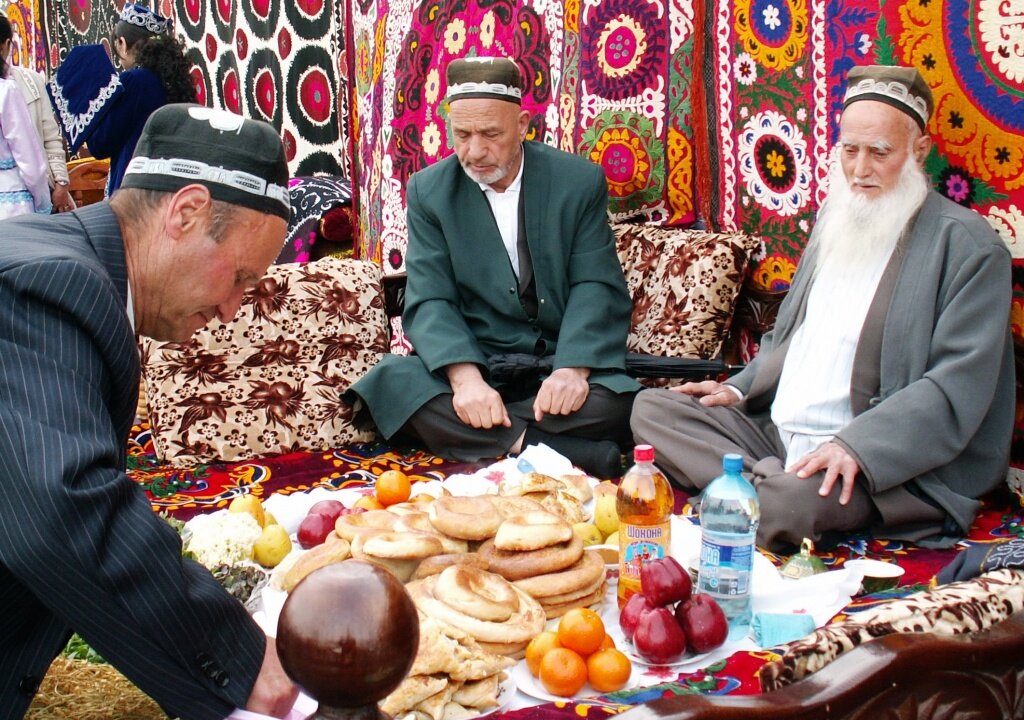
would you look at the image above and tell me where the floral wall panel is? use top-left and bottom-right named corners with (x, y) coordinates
top-left (173, 0), bottom-right (351, 177)
top-left (4, 0), bottom-right (47, 72)
top-left (350, 0), bottom-right (698, 268)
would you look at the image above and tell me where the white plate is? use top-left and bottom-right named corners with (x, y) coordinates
top-left (475, 674), bottom-right (516, 718)
top-left (511, 660), bottom-right (638, 704)
top-left (620, 641), bottom-right (713, 668)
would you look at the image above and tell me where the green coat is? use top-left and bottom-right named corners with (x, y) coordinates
top-left (352, 142), bottom-right (640, 437)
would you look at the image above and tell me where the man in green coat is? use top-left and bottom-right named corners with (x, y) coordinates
top-left (351, 57), bottom-right (640, 478)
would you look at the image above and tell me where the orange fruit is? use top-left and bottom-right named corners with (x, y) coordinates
top-left (525, 631), bottom-right (562, 677)
top-left (538, 647), bottom-right (588, 697)
top-left (600, 633), bottom-right (616, 650)
top-left (375, 470), bottom-right (411, 506)
top-left (586, 648), bottom-right (631, 693)
top-left (557, 607), bottom-right (606, 657)
top-left (353, 494), bottom-right (384, 511)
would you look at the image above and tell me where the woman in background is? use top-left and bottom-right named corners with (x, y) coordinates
top-left (0, 16), bottom-right (73, 213)
top-left (49, 3), bottom-right (196, 194)
top-left (0, 19), bottom-right (50, 219)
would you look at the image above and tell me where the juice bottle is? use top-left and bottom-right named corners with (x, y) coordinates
top-left (616, 444), bottom-right (673, 609)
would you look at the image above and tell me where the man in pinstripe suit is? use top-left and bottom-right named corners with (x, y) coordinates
top-left (0, 105), bottom-right (298, 718)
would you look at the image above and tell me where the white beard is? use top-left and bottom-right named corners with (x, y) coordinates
top-left (460, 146), bottom-right (522, 187)
top-left (813, 153), bottom-right (929, 274)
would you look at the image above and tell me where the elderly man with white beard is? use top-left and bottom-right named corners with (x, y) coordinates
top-left (630, 65), bottom-right (1014, 552)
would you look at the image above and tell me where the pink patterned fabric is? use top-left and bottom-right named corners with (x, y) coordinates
top-left (349, 0), bottom-right (698, 271)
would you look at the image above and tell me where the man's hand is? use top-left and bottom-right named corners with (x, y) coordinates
top-left (788, 442), bottom-right (861, 505)
top-left (245, 635), bottom-right (299, 718)
top-left (447, 363), bottom-right (511, 429)
top-left (533, 367), bottom-right (590, 421)
top-left (52, 183), bottom-right (76, 213)
top-left (671, 380), bottom-right (741, 407)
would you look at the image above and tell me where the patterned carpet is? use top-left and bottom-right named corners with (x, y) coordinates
top-left (128, 421), bottom-right (1024, 712)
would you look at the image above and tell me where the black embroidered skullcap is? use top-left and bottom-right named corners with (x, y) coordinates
top-left (843, 65), bottom-right (934, 131)
top-left (446, 56), bottom-right (524, 104)
top-left (120, 104), bottom-right (290, 220)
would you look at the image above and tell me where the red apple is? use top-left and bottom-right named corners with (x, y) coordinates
top-left (619, 592), bottom-right (655, 642)
top-left (308, 499), bottom-right (346, 523)
top-left (633, 606), bottom-right (688, 664)
top-left (675, 594), bottom-right (728, 654)
top-left (297, 512), bottom-right (335, 549)
top-left (640, 556), bottom-right (692, 607)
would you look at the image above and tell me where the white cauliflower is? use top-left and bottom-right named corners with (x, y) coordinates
top-left (185, 512), bottom-right (263, 569)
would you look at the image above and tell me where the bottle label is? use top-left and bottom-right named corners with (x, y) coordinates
top-left (619, 521), bottom-right (670, 584)
top-left (698, 532), bottom-right (753, 598)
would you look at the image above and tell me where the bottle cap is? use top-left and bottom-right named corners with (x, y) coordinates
top-left (723, 453), bottom-right (743, 473)
top-left (633, 444), bottom-right (655, 463)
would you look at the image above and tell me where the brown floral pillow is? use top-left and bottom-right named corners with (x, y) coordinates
top-left (139, 257), bottom-right (388, 467)
top-left (613, 223), bottom-right (763, 360)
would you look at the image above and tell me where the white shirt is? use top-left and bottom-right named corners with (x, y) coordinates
top-left (771, 248), bottom-right (894, 467)
top-left (477, 152), bottom-right (525, 279)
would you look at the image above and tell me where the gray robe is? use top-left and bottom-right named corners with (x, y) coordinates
top-left (731, 191), bottom-right (1014, 536)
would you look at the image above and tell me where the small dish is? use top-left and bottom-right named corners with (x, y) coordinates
top-left (845, 558), bottom-right (905, 594)
top-left (511, 660), bottom-right (637, 703)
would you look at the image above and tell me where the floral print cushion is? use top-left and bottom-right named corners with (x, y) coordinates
top-left (139, 257), bottom-right (388, 467)
top-left (612, 223), bottom-right (763, 361)
top-left (758, 568), bottom-right (1024, 691)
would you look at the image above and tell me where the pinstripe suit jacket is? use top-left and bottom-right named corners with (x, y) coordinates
top-left (0, 203), bottom-right (264, 719)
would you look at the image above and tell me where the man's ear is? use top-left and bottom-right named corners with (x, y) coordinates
top-left (913, 132), bottom-right (932, 165)
top-left (163, 185), bottom-right (213, 240)
top-left (518, 109), bottom-right (530, 140)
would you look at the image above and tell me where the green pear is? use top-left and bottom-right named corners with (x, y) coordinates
top-left (594, 493), bottom-right (620, 537)
top-left (572, 522), bottom-right (604, 547)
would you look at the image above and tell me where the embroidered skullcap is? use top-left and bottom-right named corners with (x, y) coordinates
top-left (121, 104), bottom-right (291, 220)
top-left (118, 3), bottom-right (172, 34)
top-left (843, 65), bottom-right (933, 131)
top-left (446, 56), bottom-right (524, 104)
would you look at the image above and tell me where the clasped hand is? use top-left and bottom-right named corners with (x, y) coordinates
top-left (448, 364), bottom-right (590, 428)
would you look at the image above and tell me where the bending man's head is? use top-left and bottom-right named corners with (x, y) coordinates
top-left (445, 56), bottom-right (530, 192)
top-left (111, 105), bottom-right (290, 343)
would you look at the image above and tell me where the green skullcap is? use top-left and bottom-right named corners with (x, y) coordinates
top-left (843, 65), bottom-right (934, 131)
top-left (446, 56), bottom-right (524, 104)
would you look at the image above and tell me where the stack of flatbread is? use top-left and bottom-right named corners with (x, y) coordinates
top-left (381, 614), bottom-right (515, 720)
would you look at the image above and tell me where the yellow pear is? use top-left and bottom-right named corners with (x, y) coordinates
top-left (253, 525), bottom-right (292, 568)
top-left (228, 494), bottom-right (266, 528)
top-left (604, 531), bottom-right (619, 547)
top-left (594, 493), bottom-right (620, 537)
top-left (572, 522), bottom-right (603, 547)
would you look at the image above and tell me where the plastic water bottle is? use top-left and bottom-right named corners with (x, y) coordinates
top-left (616, 444), bottom-right (673, 609)
top-left (697, 453), bottom-right (760, 638)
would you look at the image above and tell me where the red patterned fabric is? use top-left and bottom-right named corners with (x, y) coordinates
top-left (349, 0), bottom-right (698, 270)
top-left (171, 0), bottom-right (351, 177)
